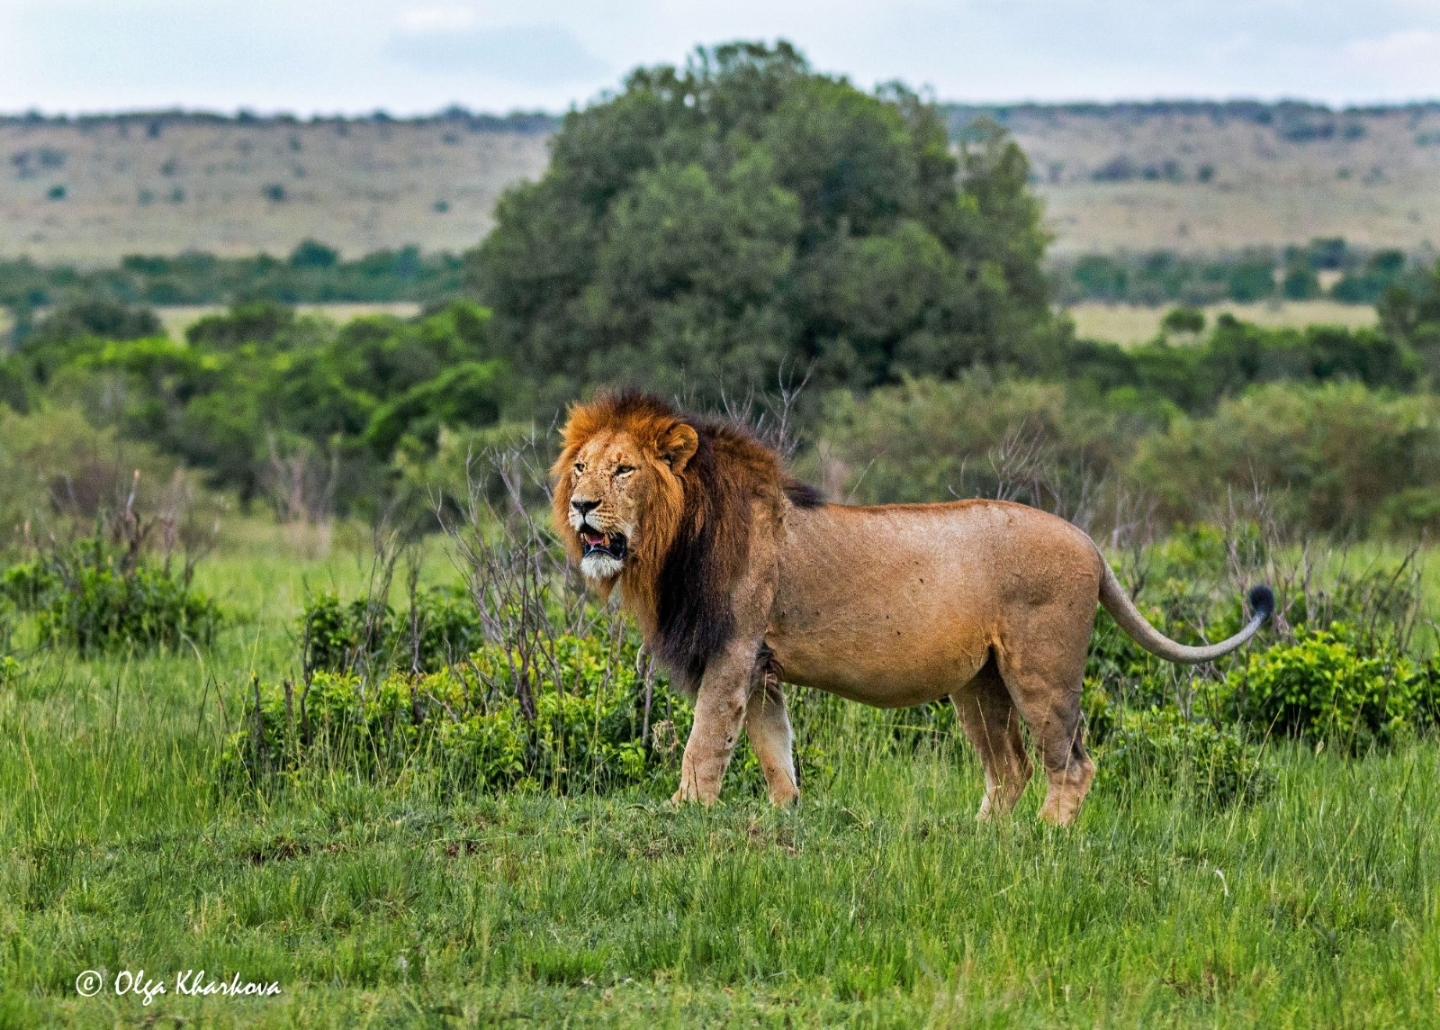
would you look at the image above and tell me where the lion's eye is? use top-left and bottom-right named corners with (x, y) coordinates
top-left (614, 465), bottom-right (636, 477)
top-left (573, 462), bottom-right (585, 474)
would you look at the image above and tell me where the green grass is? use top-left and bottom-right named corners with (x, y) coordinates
top-left (1065, 300), bottom-right (1378, 346)
top-left (2, 533), bottom-right (1438, 1026)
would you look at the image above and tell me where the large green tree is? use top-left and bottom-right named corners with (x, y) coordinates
top-left (468, 41), bottom-right (1060, 407)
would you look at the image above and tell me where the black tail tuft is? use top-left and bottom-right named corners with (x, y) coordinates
top-left (1247, 584), bottom-right (1276, 622)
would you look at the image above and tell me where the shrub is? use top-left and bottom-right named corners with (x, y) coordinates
top-left (5, 508), bottom-right (223, 655)
top-left (1, 560), bottom-right (60, 609)
top-left (0, 406), bottom-right (215, 534)
top-left (1374, 487), bottom-right (1440, 537)
top-left (184, 302), bottom-right (300, 349)
top-left (33, 537), bottom-right (222, 654)
top-left (1100, 708), bottom-right (1272, 809)
top-left (1161, 307), bottom-right (1205, 335)
top-left (1128, 383), bottom-right (1440, 534)
top-left (0, 357), bottom-right (31, 412)
top-left (223, 632), bottom-right (685, 794)
top-left (362, 359), bottom-right (510, 457)
top-left (300, 585), bottom-right (484, 676)
top-left (1221, 625), bottom-right (1440, 752)
top-left (390, 421), bottom-right (548, 519)
top-left (811, 375), bottom-right (1139, 514)
top-left (25, 299), bottom-right (161, 350)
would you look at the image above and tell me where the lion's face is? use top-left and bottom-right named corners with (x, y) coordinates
top-left (564, 432), bottom-right (649, 580)
top-left (553, 418), bottom-right (699, 582)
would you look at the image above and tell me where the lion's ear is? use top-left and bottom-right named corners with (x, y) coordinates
top-left (658, 423), bottom-right (699, 473)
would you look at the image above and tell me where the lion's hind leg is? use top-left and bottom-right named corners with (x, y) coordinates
top-left (993, 634), bottom-right (1095, 827)
top-left (951, 658), bottom-right (1032, 821)
top-left (744, 671), bottom-right (800, 807)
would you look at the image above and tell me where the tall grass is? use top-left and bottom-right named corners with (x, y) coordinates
top-left (1, 527), bottom-right (1437, 1026)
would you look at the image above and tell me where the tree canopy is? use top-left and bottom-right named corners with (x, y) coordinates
top-left (468, 41), bottom-right (1060, 406)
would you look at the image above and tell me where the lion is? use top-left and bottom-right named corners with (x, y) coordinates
top-left (551, 391), bottom-right (1273, 825)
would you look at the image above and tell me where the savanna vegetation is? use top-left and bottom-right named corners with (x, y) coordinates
top-left (1052, 238), bottom-right (1435, 306)
top-left (3, 41), bottom-right (1439, 1025)
top-left (8, 94), bottom-right (1440, 264)
top-left (0, 246), bottom-right (463, 346)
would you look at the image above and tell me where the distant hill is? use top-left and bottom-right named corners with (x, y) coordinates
top-left (942, 100), bottom-right (1440, 256)
top-left (3, 101), bottom-right (1439, 264)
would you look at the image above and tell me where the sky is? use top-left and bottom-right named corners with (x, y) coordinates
top-left (1, 0), bottom-right (1436, 116)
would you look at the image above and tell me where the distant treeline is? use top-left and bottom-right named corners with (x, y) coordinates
top-left (1053, 239), bottom-right (1436, 308)
top-left (1, 243), bottom-right (463, 342)
top-left (3, 237), bottom-right (1427, 350)
top-left (944, 99), bottom-right (1440, 135)
top-left (9, 98), bottom-right (1439, 135)
top-left (0, 106), bottom-right (557, 133)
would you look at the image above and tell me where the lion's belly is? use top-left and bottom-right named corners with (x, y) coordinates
top-left (767, 586), bottom-right (996, 706)
top-left (760, 507), bottom-right (1008, 708)
top-left (763, 500), bottom-right (1096, 707)
top-left (770, 631), bottom-right (992, 707)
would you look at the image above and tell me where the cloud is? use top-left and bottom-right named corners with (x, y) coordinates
top-left (1342, 29), bottom-right (1440, 92)
top-left (1345, 27), bottom-right (1440, 62)
top-left (386, 21), bottom-right (608, 85)
top-left (4, 0), bottom-right (1438, 113)
top-left (396, 4), bottom-right (484, 34)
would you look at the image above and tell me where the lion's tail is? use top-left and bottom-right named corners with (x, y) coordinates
top-left (1097, 553), bottom-right (1274, 665)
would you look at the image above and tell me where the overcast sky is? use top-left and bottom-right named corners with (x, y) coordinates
top-left (1, 0), bottom-right (1436, 116)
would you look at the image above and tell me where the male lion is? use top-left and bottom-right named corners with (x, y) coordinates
top-left (552, 392), bottom-right (1273, 825)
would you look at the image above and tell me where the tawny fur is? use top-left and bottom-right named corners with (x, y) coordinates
top-left (552, 392), bottom-right (1270, 825)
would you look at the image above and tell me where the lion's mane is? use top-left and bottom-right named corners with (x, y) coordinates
top-left (552, 391), bottom-right (821, 689)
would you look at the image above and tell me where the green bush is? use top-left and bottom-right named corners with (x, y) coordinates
top-left (1, 560), bottom-right (60, 609)
top-left (1374, 487), bottom-right (1440, 537)
top-left (32, 539), bottom-right (222, 654)
top-left (811, 375), bottom-right (1140, 511)
top-left (300, 586), bottom-right (485, 675)
top-left (0, 406), bottom-right (215, 533)
top-left (1128, 383), bottom-right (1440, 534)
top-left (363, 359), bottom-right (510, 457)
top-left (390, 421), bottom-right (548, 518)
top-left (25, 299), bottom-right (161, 350)
top-left (6, 530), bottom-right (223, 655)
top-left (1221, 625), bottom-right (1440, 752)
top-left (224, 632), bottom-right (686, 794)
top-left (1069, 318), bottom-right (1419, 418)
top-left (1100, 708), bottom-right (1272, 810)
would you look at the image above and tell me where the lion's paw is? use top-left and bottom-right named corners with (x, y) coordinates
top-left (670, 783), bottom-right (700, 806)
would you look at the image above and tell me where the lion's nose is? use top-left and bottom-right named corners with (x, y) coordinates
top-left (571, 498), bottom-right (599, 517)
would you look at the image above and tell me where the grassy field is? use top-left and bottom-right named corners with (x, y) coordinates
top-left (5, 104), bottom-right (1440, 263)
top-left (0, 119), bottom-right (549, 263)
top-left (3, 526), bottom-right (1439, 1026)
top-left (154, 302), bottom-right (422, 340)
top-left (1065, 299), bottom-right (1378, 346)
top-left (982, 104), bottom-right (1440, 257)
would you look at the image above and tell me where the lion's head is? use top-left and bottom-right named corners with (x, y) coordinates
top-left (550, 393), bottom-right (699, 585)
top-left (551, 391), bottom-right (819, 688)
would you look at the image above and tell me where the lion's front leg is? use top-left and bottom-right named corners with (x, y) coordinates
top-left (672, 643), bottom-right (758, 806)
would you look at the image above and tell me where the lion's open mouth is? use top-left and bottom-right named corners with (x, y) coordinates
top-left (580, 529), bottom-right (628, 561)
